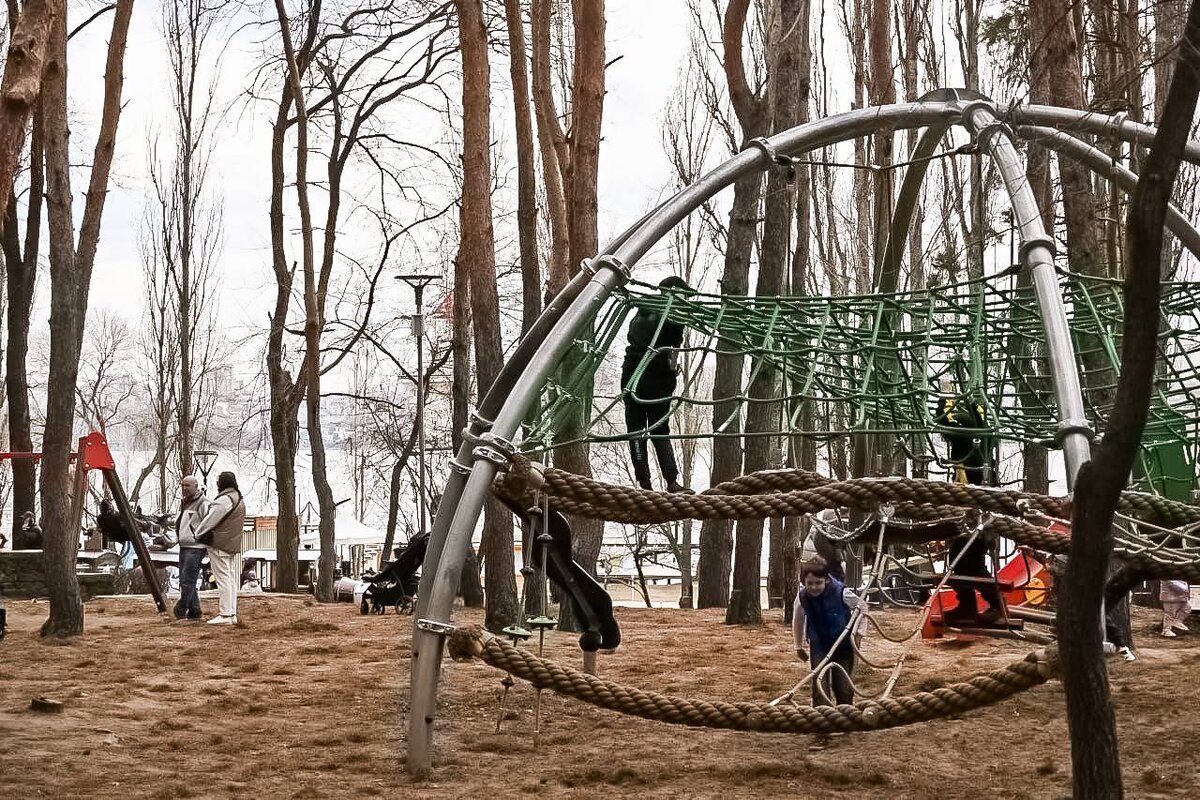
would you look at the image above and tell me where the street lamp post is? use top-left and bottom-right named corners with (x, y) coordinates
top-left (396, 274), bottom-right (440, 542)
top-left (193, 449), bottom-right (218, 495)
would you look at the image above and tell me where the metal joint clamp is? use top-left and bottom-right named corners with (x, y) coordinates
top-left (744, 137), bottom-right (792, 166)
top-left (583, 254), bottom-right (632, 282)
top-left (1017, 234), bottom-right (1057, 263)
top-left (1055, 418), bottom-right (1095, 446)
top-left (416, 619), bottom-right (455, 636)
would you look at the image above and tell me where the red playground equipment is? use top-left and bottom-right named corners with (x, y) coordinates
top-left (922, 544), bottom-right (1056, 639)
top-left (0, 432), bottom-right (167, 614)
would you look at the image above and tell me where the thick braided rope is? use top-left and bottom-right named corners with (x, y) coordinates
top-left (496, 462), bottom-right (1065, 524)
top-left (447, 626), bottom-right (1056, 734)
top-left (985, 515), bottom-right (1200, 583)
top-left (497, 457), bottom-right (1200, 529)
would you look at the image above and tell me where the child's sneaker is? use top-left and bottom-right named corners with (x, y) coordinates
top-left (1163, 628), bottom-right (1177, 638)
top-left (1172, 621), bottom-right (1189, 632)
top-left (1118, 646), bottom-right (1136, 662)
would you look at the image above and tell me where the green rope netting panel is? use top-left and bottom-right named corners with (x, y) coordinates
top-left (522, 268), bottom-right (1200, 496)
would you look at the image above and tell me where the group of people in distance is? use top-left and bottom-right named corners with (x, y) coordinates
top-left (173, 471), bottom-right (247, 625)
top-left (623, 276), bottom-right (1192, 712)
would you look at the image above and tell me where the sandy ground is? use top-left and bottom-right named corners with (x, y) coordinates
top-left (0, 595), bottom-right (1197, 799)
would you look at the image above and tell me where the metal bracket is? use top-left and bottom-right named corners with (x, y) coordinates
top-left (472, 445), bottom-right (511, 467)
top-left (744, 136), bottom-right (791, 166)
top-left (1055, 418), bottom-right (1095, 446)
top-left (583, 254), bottom-right (632, 282)
top-left (469, 411), bottom-right (495, 431)
top-left (416, 619), bottom-right (455, 636)
top-left (1017, 234), bottom-right (1057, 263)
top-left (448, 458), bottom-right (472, 476)
top-left (477, 432), bottom-right (515, 458)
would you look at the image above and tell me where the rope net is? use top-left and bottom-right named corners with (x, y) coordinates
top-left (521, 269), bottom-right (1200, 496)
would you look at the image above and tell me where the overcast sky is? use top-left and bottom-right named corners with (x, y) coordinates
top-left (58, 1), bottom-right (696, 340)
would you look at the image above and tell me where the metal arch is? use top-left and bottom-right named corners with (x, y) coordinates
top-left (406, 95), bottom-right (1200, 775)
top-left (877, 121), bottom-right (953, 294)
top-left (1014, 105), bottom-right (1200, 165)
top-left (1015, 125), bottom-right (1200, 261)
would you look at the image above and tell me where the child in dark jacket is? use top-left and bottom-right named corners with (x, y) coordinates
top-left (792, 556), bottom-right (861, 706)
top-left (621, 276), bottom-right (693, 492)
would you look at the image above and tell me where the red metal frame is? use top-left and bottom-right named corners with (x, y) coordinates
top-left (6, 432), bottom-right (166, 614)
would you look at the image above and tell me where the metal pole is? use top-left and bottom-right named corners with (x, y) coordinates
top-left (416, 290), bottom-right (427, 540)
top-left (397, 275), bottom-right (438, 542)
top-left (962, 101), bottom-right (1093, 487)
top-left (1015, 125), bottom-right (1200, 260)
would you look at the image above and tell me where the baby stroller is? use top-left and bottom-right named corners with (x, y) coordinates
top-left (361, 532), bottom-right (428, 615)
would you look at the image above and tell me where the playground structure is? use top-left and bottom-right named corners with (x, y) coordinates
top-left (405, 90), bottom-right (1200, 774)
top-left (0, 432), bottom-right (168, 614)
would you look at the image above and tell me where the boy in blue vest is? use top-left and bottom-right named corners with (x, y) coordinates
top-left (792, 556), bottom-right (861, 706)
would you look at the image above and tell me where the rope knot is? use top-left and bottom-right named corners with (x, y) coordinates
top-left (493, 453), bottom-right (546, 508)
top-left (447, 625), bottom-right (487, 662)
top-left (1031, 645), bottom-right (1060, 680)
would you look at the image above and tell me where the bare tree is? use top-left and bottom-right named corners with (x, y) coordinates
top-left (265, 0), bottom-right (457, 594)
top-left (503, 0), bottom-right (541, 336)
top-left (697, 0), bottom-right (766, 609)
top-left (75, 311), bottom-right (137, 433)
top-left (454, 0), bottom-right (518, 630)
top-left (150, 0), bottom-right (227, 482)
top-left (1063, 6), bottom-right (1200, 796)
top-left (40, 0), bottom-right (134, 637)
top-left (0, 0), bottom-right (52, 212)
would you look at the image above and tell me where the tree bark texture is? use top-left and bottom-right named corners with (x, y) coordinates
top-left (696, 0), bottom-right (765, 610)
top-left (1062, 4), bottom-right (1200, 797)
top-left (456, 0), bottom-right (518, 631)
top-left (0, 0), bottom-right (53, 214)
top-left (41, 0), bottom-right (134, 637)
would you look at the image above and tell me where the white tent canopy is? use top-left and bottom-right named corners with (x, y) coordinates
top-left (298, 512), bottom-right (386, 546)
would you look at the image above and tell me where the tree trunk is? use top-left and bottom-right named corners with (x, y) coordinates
top-left (530, 0), bottom-right (569, 297)
top-left (450, 242), bottom-right (485, 607)
top-left (42, 0), bottom-right (134, 637)
top-left (5, 101), bottom-right (40, 547)
top-left (727, 0), bottom-right (801, 625)
top-left (504, 0), bottom-right (540, 336)
top-left (267, 22), bottom-right (305, 595)
top-left (1063, 6), bottom-right (1200, 797)
top-left (456, 0), bottom-right (518, 631)
top-left (554, 0), bottom-right (606, 634)
top-left (274, 0), bottom-right (338, 603)
top-left (697, 0), bottom-right (765, 610)
top-left (0, 0), bottom-right (53, 214)
top-left (1021, 12), bottom-right (1055, 495)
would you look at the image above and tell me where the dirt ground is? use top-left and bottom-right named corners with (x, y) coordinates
top-left (0, 595), bottom-right (1196, 799)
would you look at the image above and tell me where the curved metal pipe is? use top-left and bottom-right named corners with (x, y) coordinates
top-left (407, 100), bottom-right (964, 775)
top-left (408, 97), bottom-right (1200, 774)
top-left (1014, 105), bottom-right (1200, 165)
top-left (962, 102), bottom-right (1092, 484)
top-left (1016, 125), bottom-right (1200, 261)
top-left (878, 122), bottom-right (952, 293)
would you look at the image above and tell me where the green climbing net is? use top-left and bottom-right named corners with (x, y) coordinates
top-left (522, 267), bottom-right (1200, 498)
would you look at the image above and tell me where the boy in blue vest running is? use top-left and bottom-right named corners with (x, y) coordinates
top-left (793, 556), bottom-right (861, 706)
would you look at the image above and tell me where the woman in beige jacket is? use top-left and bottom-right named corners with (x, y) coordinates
top-left (195, 471), bottom-right (246, 625)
